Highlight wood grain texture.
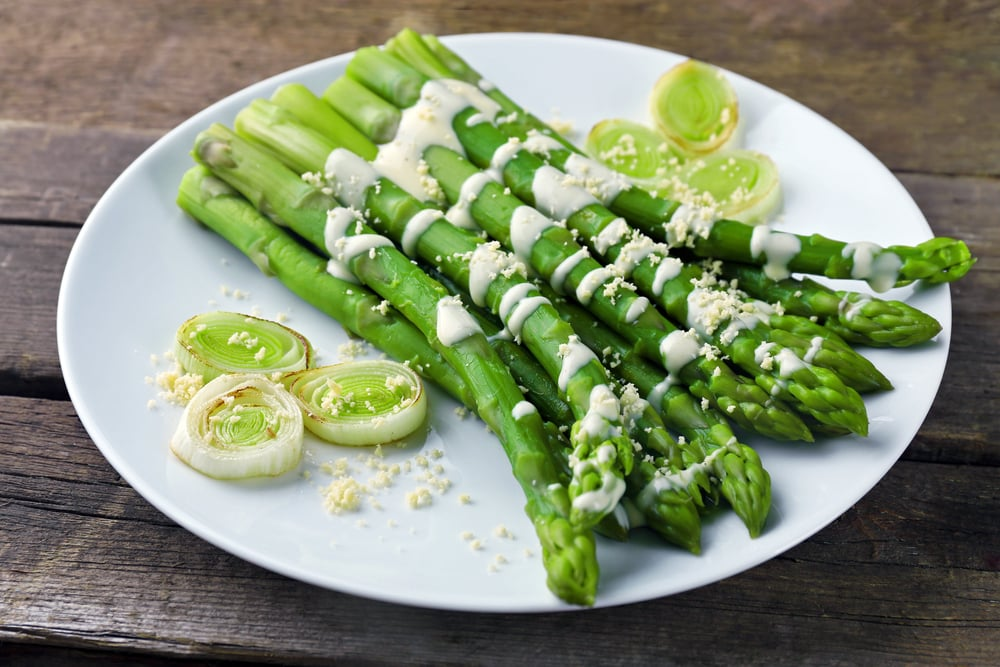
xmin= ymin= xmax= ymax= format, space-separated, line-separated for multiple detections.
xmin=2 ymin=0 xmax=998 ymax=664
xmin=0 ymin=1 xmax=998 ymax=174
xmin=1 ymin=396 xmax=997 ymax=665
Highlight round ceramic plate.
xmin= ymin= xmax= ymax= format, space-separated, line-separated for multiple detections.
xmin=57 ymin=33 xmax=950 ymax=612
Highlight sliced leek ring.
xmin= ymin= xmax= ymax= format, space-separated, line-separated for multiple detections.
xmin=585 ymin=118 xmax=682 ymax=183
xmin=174 ymin=311 xmax=312 ymax=382
xmin=283 ymin=360 xmax=428 ymax=446
xmin=170 ymin=373 xmax=304 ymax=479
xmin=650 ymin=59 xmax=742 ymax=156
xmin=675 ymin=149 xmax=783 ymax=224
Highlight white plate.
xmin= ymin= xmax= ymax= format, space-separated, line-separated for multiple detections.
xmin=57 ymin=33 xmax=950 ymax=612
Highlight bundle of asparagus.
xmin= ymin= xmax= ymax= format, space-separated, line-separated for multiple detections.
xmin=175 ymin=30 xmax=972 ymax=606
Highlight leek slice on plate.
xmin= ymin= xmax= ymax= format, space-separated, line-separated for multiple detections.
xmin=650 ymin=59 xmax=742 ymax=156
xmin=174 ymin=311 xmax=312 ymax=382
xmin=669 ymin=149 xmax=783 ymax=224
xmin=584 ymin=118 xmax=682 ymax=183
xmin=283 ymin=360 xmax=428 ymax=446
xmin=170 ymin=373 xmax=304 ymax=479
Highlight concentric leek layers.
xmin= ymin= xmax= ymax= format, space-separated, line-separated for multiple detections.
xmin=650 ymin=59 xmax=741 ymax=156
xmin=175 ymin=311 xmax=312 ymax=381
xmin=283 ymin=360 xmax=428 ymax=446
xmin=170 ymin=373 xmax=304 ymax=479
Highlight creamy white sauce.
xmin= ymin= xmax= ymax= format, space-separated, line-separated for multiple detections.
xmin=843 ymin=242 xmax=902 ymax=292
xmin=467 ymin=241 xmax=506 ymax=306
xmin=488 ymin=137 xmax=523 ymax=178
xmin=749 ymin=226 xmax=802 ymax=281
xmin=371 ymin=79 xmax=501 ymax=201
xmin=324 ymin=206 xmax=394 ymax=275
xmin=562 ymin=153 xmax=631 ymax=203
xmin=613 ymin=235 xmax=661 ymax=277
xmin=550 ymin=247 xmax=590 ymax=293
xmin=557 ymin=336 xmax=597 ymax=392
xmin=803 ymin=336 xmax=824 ymax=364
xmin=435 ymin=295 xmax=482 ymax=346
xmin=511 ymin=400 xmax=537 ymax=421
xmin=839 ymin=293 xmax=872 ymax=321
xmin=659 ymin=329 xmax=702 ymax=376
xmin=324 ymin=148 xmax=379 ymax=209
xmin=444 ymin=171 xmax=495 ymax=230
xmin=571 ymin=470 xmax=626 ymax=514
xmin=509 ymin=206 xmax=555 ymax=261
xmin=504 ymin=295 xmax=549 ymax=340
xmin=663 ymin=204 xmax=718 ymax=247
xmin=497 ymin=282 xmax=535 ymax=322
xmin=531 ymin=164 xmax=599 ymax=221
xmin=593 ymin=217 xmax=631 ymax=255
xmin=576 ymin=385 xmax=623 ymax=442
xmin=652 ymin=256 xmax=684 ymax=297
xmin=400 ymin=208 xmax=444 ymax=256
xmin=575 ymin=267 xmax=614 ymax=305
xmin=646 ymin=376 xmax=678 ymax=410
xmin=624 ymin=296 xmax=650 ymax=324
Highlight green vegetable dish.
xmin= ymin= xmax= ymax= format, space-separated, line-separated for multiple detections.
xmin=168 ymin=29 xmax=974 ymax=607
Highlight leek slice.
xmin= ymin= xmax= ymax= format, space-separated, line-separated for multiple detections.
xmin=650 ymin=59 xmax=742 ymax=156
xmin=170 ymin=373 xmax=304 ymax=479
xmin=175 ymin=311 xmax=312 ymax=382
xmin=584 ymin=118 xmax=682 ymax=183
xmin=283 ymin=360 xmax=428 ymax=446
xmin=671 ymin=149 xmax=783 ymax=224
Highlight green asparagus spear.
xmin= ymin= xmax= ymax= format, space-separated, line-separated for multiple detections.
xmin=191 ymin=124 xmax=600 ymax=606
xmin=380 ymin=30 xmax=975 ymax=290
xmin=176 ymin=164 xmax=471 ymax=407
xmin=252 ymin=86 xmax=813 ymax=443
xmin=535 ymin=282 xmax=772 ymax=538
xmin=236 ymin=100 xmax=636 ymax=529
xmin=718 ymin=262 xmax=944 ymax=348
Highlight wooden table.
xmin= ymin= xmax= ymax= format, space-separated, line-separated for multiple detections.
xmin=2 ymin=1 xmax=997 ymax=664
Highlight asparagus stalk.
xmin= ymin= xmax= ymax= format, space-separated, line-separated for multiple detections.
xmin=256 ymin=87 xmax=813 ymax=443
xmin=718 ymin=262 xmax=944 ymax=348
xmin=459 ymin=296 xmax=706 ymax=552
xmin=535 ymin=282 xmax=772 ymax=538
xmin=380 ymin=30 xmax=975 ymax=290
xmin=190 ymin=125 xmax=600 ymax=606
xmin=176 ymin=165 xmax=471 ymax=406
xmin=236 ymin=100 xmax=636 ymax=529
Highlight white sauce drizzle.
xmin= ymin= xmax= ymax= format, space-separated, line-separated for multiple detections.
xmin=511 ymin=400 xmax=537 ymax=421
xmin=842 ymin=242 xmax=902 ymax=292
xmin=550 ymin=247 xmax=590 ymax=293
xmin=444 ymin=171 xmax=495 ymax=230
xmin=436 ymin=295 xmax=482 ymax=346
xmin=324 ymin=207 xmax=394 ymax=276
xmin=531 ymin=164 xmax=599 ymax=221
xmin=659 ymin=329 xmax=702 ymax=376
xmin=497 ymin=282 xmax=536 ymax=322
xmin=624 ymin=296 xmax=650 ymax=324
xmin=401 ymin=208 xmax=444 ymax=256
xmin=575 ymin=267 xmax=614 ymax=305
xmin=371 ymin=79 xmax=501 ymax=201
xmin=664 ymin=204 xmax=718 ymax=247
xmin=562 ymin=153 xmax=632 ymax=203
xmin=571 ymin=470 xmax=626 ymax=514
xmin=575 ymin=385 xmax=622 ymax=441
xmin=803 ymin=336 xmax=825 ymax=364
xmin=467 ymin=242 xmax=506 ymax=306
xmin=557 ymin=336 xmax=597 ymax=392
xmin=652 ymin=256 xmax=684 ymax=297
xmin=749 ymin=226 xmax=802 ymax=281
xmin=324 ymin=148 xmax=379 ymax=209
xmin=593 ymin=217 xmax=631 ymax=255
xmin=509 ymin=206 xmax=555 ymax=261
xmin=504 ymin=296 xmax=550 ymax=340
xmin=488 ymin=137 xmax=523 ymax=178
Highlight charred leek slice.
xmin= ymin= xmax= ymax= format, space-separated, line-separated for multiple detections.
xmin=650 ymin=59 xmax=741 ymax=156
xmin=175 ymin=311 xmax=312 ymax=381
xmin=585 ymin=118 xmax=681 ymax=183
xmin=672 ymin=149 xmax=783 ymax=224
xmin=170 ymin=373 xmax=304 ymax=479
xmin=283 ymin=360 xmax=428 ymax=446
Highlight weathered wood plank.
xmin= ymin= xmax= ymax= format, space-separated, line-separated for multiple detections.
xmin=0 ymin=395 xmax=998 ymax=665
xmin=0 ymin=1 xmax=997 ymax=176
